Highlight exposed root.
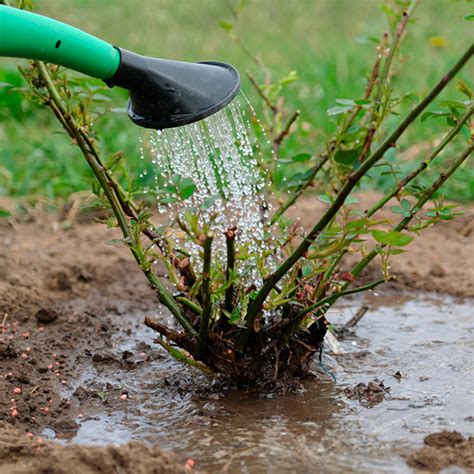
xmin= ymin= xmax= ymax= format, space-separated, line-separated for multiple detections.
xmin=144 ymin=308 xmax=328 ymax=387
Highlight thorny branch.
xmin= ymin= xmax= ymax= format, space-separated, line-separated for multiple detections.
xmin=197 ymin=232 xmax=214 ymax=356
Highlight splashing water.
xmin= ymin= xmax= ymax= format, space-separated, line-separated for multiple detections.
xmin=141 ymin=99 xmax=268 ymax=282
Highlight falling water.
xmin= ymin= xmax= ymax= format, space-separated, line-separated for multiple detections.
xmin=141 ymin=99 xmax=268 ymax=282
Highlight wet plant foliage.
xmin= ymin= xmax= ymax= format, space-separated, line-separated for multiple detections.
xmin=11 ymin=0 xmax=473 ymax=386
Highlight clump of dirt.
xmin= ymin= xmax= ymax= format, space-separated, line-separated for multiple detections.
xmin=344 ymin=379 xmax=390 ymax=407
xmin=407 ymin=431 xmax=474 ymax=471
xmin=0 ymin=421 xmax=183 ymax=474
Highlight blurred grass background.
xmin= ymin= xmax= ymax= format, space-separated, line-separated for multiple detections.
xmin=0 ymin=0 xmax=473 ymax=202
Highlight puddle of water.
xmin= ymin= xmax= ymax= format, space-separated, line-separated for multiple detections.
xmin=60 ymin=294 xmax=474 ymax=473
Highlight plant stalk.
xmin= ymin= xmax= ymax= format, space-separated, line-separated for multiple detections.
xmin=197 ymin=233 xmax=214 ymax=357
xmin=224 ymin=228 xmax=236 ymax=312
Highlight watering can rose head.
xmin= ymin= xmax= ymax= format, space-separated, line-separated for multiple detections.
xmin=105 ymin=49 xmax=240 ymax=129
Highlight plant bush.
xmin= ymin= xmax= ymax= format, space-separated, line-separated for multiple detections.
xmin=11 ymin=0 xmax=474 ymax=386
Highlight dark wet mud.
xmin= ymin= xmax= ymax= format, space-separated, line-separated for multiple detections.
xmin=44 ymin=293 xmax=473 ymax=473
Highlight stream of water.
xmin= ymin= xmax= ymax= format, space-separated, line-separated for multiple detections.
xmin=140 ymin=99 xmax=268 ymax=282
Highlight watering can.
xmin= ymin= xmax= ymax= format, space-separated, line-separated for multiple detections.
xmin=0 ymin=5 xmax=240 ymax=129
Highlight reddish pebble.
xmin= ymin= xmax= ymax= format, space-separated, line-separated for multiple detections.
xmin=13 ymin=387 xmax=21 ymax=394
xmin=52 ymin=353 xmax=57 ymax=359
xmin=38 ymin=327 xmax=44 ymax=332
xmin=61 ymin=380 xmax=67 ymax=385
xmin=20 ymin=353 xmax=28 ymax=359
xmin=47 ymin=364 xmax=53 ymax=370
xmin=120 ymin=394 xmax=128 ymax=400
xmin=43 ymin=407 xmax=49 ymax=413
xmin=36 ymin=438 xmax=43 ymax=444
xmin=11 ymin=408 xmax=18 ymax=417
xmin=21 ymin=332 xmax=30 ymax=338
xmin=26 ymin=432 xmax=34 ymax=438
xmin=184 ymin=459 xmax=195 ymax=470
xmin=7 ymin=335 xmax=13 ymax=341
xmin=26 ymin=347 xmax=31 ymax=352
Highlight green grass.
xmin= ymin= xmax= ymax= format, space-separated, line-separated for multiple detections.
xmin=1 ymin=0 xmax=473 ymax=202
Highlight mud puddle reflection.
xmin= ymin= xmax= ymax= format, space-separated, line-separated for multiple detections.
xmin=54 ymin=294 xmax=473 ymax=473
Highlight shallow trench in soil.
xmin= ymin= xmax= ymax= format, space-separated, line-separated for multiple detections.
xmin=41 ymin=292 xmax=473 ymax=473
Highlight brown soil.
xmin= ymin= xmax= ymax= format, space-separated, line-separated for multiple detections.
xmin=0 ymin=192 xmax=472 ymax=472
xmin=0 ymin=421 xmax=183 ymax=474
xmin=407 ymin=431 xmax=474 ymax=472
xmin=343 ymin=379 xmax=390 ymax=407
xmin=0 ymin=201 xmax=182 ymax=472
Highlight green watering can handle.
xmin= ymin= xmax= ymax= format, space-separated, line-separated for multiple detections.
xmin=0 ymin=5 xmax=120 ymax=80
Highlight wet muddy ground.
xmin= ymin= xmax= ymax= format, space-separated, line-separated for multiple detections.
xmin=0 ymin=197 xmax=473 ymax=472
xmin=56 ymin=294 xmax=474 ymax=472
xmin=2 ymin=289 xmax=473 ymax=472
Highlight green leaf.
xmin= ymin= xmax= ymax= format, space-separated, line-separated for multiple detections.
xmin=391 ymin=206 xmax=411 ymax=217
xmin=0 ymin=208 xmax=11 ymax=218
xmin=334 ymin=147 xmax=362 ymax=166
xmin=291 ymin=153 xmax=312 ymax=162
xmin=229 ymin=308 xmax=241 ymax=325
xmin=346 ymin=218 xmax=371 ymax=232
xmin=354 ymin=99 xmax=371 ymax=106
xmin=464 ymin=14 xmax=474 ymax=21
xmin=317 ymin=194 xmax=333 ymax=204
xmin=345 ymin=196 xmax=360 ymax=205
xmin=401 ymin=199 xmax=411 ymax=210
xmin=302 ymin=265 xmax=313 ymax=277
xmin=201 ymin=196 xmax=217 ymax=211
xmin=178 ymin=177 xmax=196 ymax=200
xmin=446 ymin=116 xmax=457 ymax=127
xmin=457 ymin=79 xmax=473 ymax=100
xmin=372 ymin=230 xmax=414 ymax=247
xmin=160 ymin=196 xmax=178 ymax=204
xmin=389 ymin=249 xmax=406 ymax=255
xmin=279 ymin=70 xmax=299 ymax=86
xmin=421 ymin=111 xmax=449 ymax=122
xmin=327 ymin=105 xmax=353 ymax=116
xmin=335 ymin=98 xmax=356 ymax=106
xmin=354 ymin=36 xmax=380 ymax=45
xmin=219 ymin=20 xmax=233 ymax=31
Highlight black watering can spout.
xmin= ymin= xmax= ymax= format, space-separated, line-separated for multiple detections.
xmin=0 ymin=5 xmax=240 ymax=129
xmin=105 ymin=49 xmax=240 ymax=129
